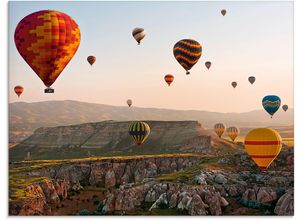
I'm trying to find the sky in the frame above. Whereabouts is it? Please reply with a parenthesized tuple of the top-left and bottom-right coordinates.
(8, 1, 293, 113)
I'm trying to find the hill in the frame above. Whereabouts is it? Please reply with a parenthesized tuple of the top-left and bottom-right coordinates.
(9, 100, 293, 143)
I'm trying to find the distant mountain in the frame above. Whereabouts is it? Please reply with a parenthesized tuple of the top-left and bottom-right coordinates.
(9, 100, 293, 143)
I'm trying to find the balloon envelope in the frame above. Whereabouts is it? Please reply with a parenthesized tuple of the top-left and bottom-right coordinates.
(127, 99, 133, 107)
(14, 10, 81, 90)
(129, 121, 150, 145)
(221, 9, 227, 16)
(244, 128, 282, 172)
(173, 39, 202, 75)
(214, 123, 225, 138)
(227, 126, 239, 141)
(205, 61, 211, 70)
(132, 28, 145, 45)
(164, 74, 174, 86)
(262, 95, 281, 117)
(282, 104, 288, 112)
(248, 76, 256, 84)
(231, 82, 237, 88)
(14, 85, 24, 97)
(87, 56, 96, 66)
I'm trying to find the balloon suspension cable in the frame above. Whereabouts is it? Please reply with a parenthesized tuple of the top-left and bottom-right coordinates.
(138, 41, 140, 45)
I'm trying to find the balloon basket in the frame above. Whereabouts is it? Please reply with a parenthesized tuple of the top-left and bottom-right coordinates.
(44, 87, 54, 93)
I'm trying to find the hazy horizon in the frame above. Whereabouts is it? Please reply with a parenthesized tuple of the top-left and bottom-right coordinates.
(9, 1, 293, 113)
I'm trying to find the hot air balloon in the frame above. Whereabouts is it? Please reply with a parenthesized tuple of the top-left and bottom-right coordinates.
(14, 85, 24, 98)
(214, 123, 226, 138)
(227, 126, 239, 142)
(14, 10, 81, 93)
(132, 28, 145, 45)
(127, 99, 133, 107)
(129, 121, 150, 145)
(87, 56, 96, 66)
(262, 95, 281, 118)
(231, 82, 237, 88)
(282, 104, 288, 112)
(221, 9, 227, 16)
(173, 39, 202, 75)
(164, 74, 174, 86)
(248, 76, 256, 85)
(205, 61, 211, 70)
(244, 128, 282, 172)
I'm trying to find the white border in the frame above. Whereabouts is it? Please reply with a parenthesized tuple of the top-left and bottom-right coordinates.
(1, 0, 297, 220)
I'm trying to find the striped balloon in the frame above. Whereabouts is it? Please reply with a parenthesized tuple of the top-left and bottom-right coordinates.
(173, 39, 202, 75)
(14, 85, 24, 97)
(132, 28, 145, 45)
(227, 126, 239, 142)
(214, 123, 226, 138)
(164, 74, 174, 86)
(244, 128, 282, 172)
(87, 56, 96, 66)
(262, 95, 281, 118)
(129, 121, 150, 145)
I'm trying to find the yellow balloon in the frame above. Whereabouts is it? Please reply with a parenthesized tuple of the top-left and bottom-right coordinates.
(214, 123, 225, 138)
(244, 128, 282, 172)
(227, 126, 239, 141)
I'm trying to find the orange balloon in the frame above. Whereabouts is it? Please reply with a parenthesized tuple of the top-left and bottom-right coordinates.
(14, 85, 24, 97)
(164, 74, 174, 86)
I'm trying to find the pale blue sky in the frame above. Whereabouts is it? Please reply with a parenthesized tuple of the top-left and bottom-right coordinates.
(9, 1, 293, 112)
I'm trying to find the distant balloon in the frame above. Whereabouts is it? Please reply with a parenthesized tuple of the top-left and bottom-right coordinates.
(205, 61, 211, 70)
(14, 85, 24, 97)
(127, 99, 133, 107)
(244, 128, 282, 172)
(282, 104, 288, 112)
(231, 82, 237, 88)
(214, 123, 226, 138)
(221, 9, 227, 16)
(164, 74, 174, 86)
(173, 39, 202, 75)
(248, 76, 256, 85)
(129, 121, 150, 145)
(227, 126, 239, 142)
(87, 56, 96, 66)
(262, 95, 281, 118)
(132, 28, 145, 45)
(14, 10, 81, 93)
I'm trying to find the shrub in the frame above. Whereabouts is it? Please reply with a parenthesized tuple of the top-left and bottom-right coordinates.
(78, 209, 90, 216)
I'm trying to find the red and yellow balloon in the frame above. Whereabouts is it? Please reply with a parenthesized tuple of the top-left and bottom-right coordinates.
(244, 128, 282, 172)
(14, 10, 81, 92)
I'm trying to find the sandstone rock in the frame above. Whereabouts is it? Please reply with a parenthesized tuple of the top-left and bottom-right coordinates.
(256, 187, 277, 203)
(105, 170, 116, 188)
(188, 194, 206, 215)
(169, 192, 179, 208)
(145, 188, 156, 203)
(39, 180, 59, 204)
(71, 181, 83, 191)
(149, 193, 168, 211)
(242, 189, 256, 202)
(214, 174, 227, 184)
(209, 193, 222, 215)
(274, 189, 294, 215)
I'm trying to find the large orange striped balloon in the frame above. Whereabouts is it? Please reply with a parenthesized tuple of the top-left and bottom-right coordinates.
(227, 126, 239, 141)
(173, 39, 202, 75)
(14, 10, 81, 92)
(164, 74, 174, 86)
(244, 128, 282, 172)
(14, 85, 24, 97)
